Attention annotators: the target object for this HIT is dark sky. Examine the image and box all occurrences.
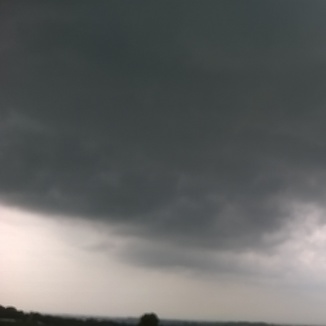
[2,1,326,322]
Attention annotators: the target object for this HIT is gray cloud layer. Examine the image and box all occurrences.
[2,1,326,269]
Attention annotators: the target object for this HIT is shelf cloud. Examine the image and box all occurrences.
[2,1,326,273]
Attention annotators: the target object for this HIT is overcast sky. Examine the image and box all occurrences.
[2,1,326,324]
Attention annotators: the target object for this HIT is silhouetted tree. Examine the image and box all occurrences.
[138,313,159,326]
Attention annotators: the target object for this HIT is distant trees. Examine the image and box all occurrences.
[0,305,24,319]
[138,313,159,326]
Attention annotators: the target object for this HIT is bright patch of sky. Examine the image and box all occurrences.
[2,203,326,324]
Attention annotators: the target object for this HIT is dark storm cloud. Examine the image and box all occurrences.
[2,1,326,267]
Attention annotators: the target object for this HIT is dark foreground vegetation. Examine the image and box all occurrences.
[0,305,272,326]
[0,305,127,326]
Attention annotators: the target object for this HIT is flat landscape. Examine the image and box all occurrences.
[0,306,273,326]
